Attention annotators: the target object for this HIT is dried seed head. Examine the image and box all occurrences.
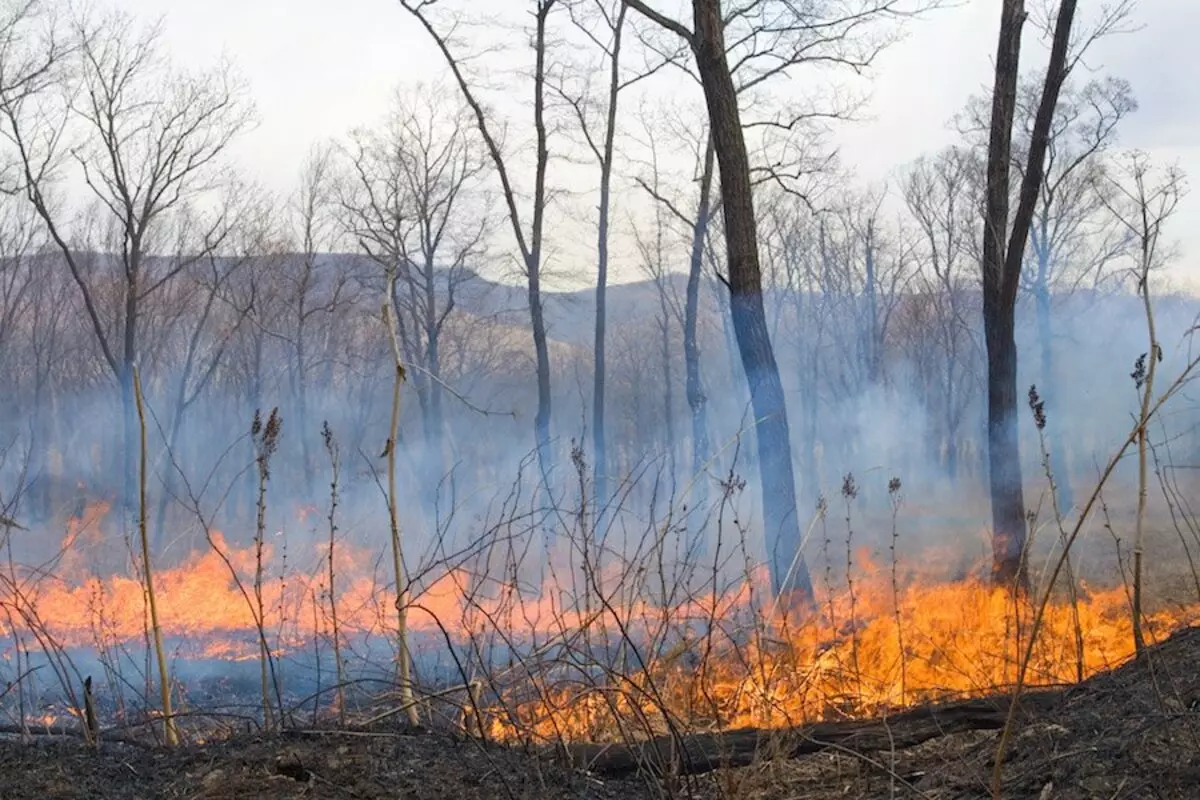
[1028,385,1046,431]
[1131,353,1147,389]
[253,408,284,479]
[888,476,902,495]
[841,473,857,501]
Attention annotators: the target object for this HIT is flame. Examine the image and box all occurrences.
[2,501,1197,743]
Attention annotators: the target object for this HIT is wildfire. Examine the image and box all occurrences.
[2,500,1197,745]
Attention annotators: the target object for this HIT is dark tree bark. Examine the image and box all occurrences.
[629,0,813,602]
[981,0,1079,584]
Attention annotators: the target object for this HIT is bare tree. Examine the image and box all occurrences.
[152,186,266,550]
[960,75,1136,511]
[1096,151,1185,655]
[287,144,353,493]
[2,11,253,517]
[555,0,635,519]
[624,0,813,600]
[631,166,682,479]
[761,196,829,502]
[341,85,489,500]
[399,0,558,485]
[634,107,720,517]
[623,0,929,601]
[977,0,1142,584]
[902,147,985,480]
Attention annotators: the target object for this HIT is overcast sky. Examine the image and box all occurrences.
[114,0,1199,289]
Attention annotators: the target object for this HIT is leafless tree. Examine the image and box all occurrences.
[2,11,253,517]
[960,75,1136,511]
[902,147,985,480]
[631,163,682,479]
[1096,151,1185,655]
[632,106,720,520]
[624,0,933,601]
[341,85,489,500]
[284,144,354,493]
[979,0,1132,584]
[555,0,639,519]
[399,0,559,486]
[151,186,269,550]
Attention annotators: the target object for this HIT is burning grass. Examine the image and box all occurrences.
[2,495,1197,752]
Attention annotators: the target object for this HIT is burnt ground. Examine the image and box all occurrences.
[1,626,1198,799]
[703,624,1200,800]
[0,727,652,800]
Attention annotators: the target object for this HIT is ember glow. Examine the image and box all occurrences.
[2,500,1197,744]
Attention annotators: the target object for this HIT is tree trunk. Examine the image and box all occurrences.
[685,136,714,497]
[981,0,1078,584]
[660,301,676,479]
[120,270,139,524]
[861,222,880,385]
[981,0,1028,585]
[592,5,626,519]
[691,0,812,603]
[530,3,554,485]
[296,332,315,495]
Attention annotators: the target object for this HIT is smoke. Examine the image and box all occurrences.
[1,256,1197,582]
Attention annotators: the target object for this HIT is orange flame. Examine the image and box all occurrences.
[2,501,1197,743]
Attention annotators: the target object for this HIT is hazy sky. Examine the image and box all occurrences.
[114,0,1199,288]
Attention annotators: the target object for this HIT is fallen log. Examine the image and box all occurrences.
[560,689,1067,778]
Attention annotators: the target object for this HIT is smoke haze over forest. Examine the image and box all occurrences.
[0,0,1194,639]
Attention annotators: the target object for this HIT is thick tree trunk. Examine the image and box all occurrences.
[982,0,1078,584]
[984,309,1025,580]
[981,0,1028,585]
[691,0,812,603]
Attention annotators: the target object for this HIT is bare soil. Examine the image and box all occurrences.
[1,626,1197,799]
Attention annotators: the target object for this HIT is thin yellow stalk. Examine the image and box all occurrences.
[133,367,178,746]
[383,278,420,725]
[1133,231,1158,657]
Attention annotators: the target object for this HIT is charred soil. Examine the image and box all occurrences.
[1,626,1198,799]
[0,727,650,800]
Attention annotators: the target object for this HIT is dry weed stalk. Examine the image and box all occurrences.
[992,330,1200,796]
[1029,385,1085,683]
[322,421,346,724]
[382,270,419,726]
[133,366,177,746]
[251,408,284,730]
[1094,152,1185,657]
